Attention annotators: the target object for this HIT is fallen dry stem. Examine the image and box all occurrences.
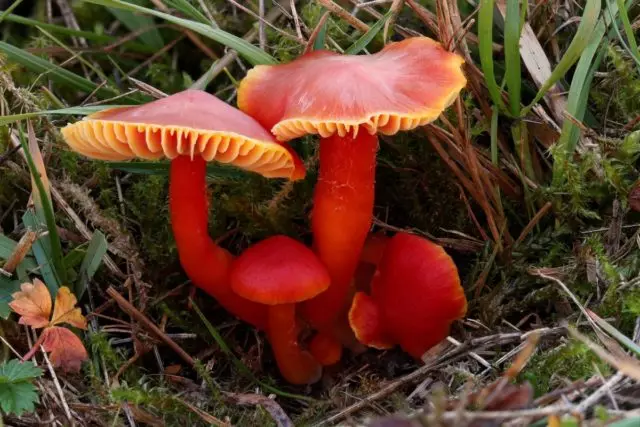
[106,286,196,366]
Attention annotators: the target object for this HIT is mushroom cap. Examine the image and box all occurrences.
[309,332,343,366]
[348,291,394,350]
[61,89,305,180]
[376,233,467,358]
[238,37,466,141]
[230,235,330,305]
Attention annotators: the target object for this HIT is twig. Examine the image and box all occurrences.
[304,11,331,54]
[514,201,553,246]
[1,229,38,273]
[106,286,196,366]
[258,0,266,49]
[316,0,370,32]
[40,346,74,423]
[225,393,294,427]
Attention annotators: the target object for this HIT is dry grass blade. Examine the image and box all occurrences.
[568,326,640,382]
[515,202,553,246]
[316,0,370,32]
[106,286,196,366]
[225,393,294,427]
[1,230,38,274]
[304,11,330,54]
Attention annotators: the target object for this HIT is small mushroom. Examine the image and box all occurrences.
[238,37,467,337]
[60,89,305,330]
[348,232,467,359]
[309,332,342,367]
[230,235,329,384]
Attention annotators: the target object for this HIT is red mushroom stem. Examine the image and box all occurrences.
[268,303,322,385]
[169,155,268,330]
[302,130,378,333]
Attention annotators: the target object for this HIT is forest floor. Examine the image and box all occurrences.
[2,0,640,426]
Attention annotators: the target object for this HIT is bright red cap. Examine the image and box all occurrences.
[380,233,466,358]
[238,37,466,141]
[61,89,305,180]
[349,233,467,359]
[230,235,330,305]
[348,292,394,350]
[309,332,343,366]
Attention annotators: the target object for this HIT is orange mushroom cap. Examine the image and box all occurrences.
[349,232,467,359]
[238,37,466,141]
[61,89,305,180]
[309,332,343,366]
[230,235,330,304]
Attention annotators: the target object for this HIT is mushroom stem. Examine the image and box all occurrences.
[302,130,378,333]
[169,155,268,330]
[268,303,322,385]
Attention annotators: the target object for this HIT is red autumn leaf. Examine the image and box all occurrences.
[50,287,87,330]
[41,326,88,373]
[8,279,52,328]
[9,279,89,372]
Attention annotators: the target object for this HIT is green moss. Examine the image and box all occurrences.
[520,340,611,395]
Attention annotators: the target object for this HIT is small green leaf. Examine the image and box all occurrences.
[75,231,108,299]
[0,359,43,417]
[0,277,22,319]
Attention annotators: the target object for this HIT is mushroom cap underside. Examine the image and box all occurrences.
[61,89,304,180]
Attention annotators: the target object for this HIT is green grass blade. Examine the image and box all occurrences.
[0,42,118,98]
[615,0,638,59]
[588,310,640,356]
[478,0,508,112]
[504,0,522,116]
[164,0,211,25]
[22,211,61,293]
[75,231,107,299]
[107,160,248,181]
[107,0,164,50]
[19,125,66,288]
[3,14,154,53]
[82,0,277,65]
[608,0,640,70]
[190,300,314,401]
[313,16,329,51]
[345,9,392,55]
[36,27,111,84]
[0,106,125,126]
[522,0,601,114]
[551,23,607,185]
[0,0,24,24]
[0,235,38,271]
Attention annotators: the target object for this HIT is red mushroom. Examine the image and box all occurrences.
[348,232,467,359]
[230,235,330,384]
[61,90,305,330]
[237,37,466,337]
[309,332,342,366]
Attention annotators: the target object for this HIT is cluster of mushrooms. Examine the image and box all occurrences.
[60,37,469,385]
